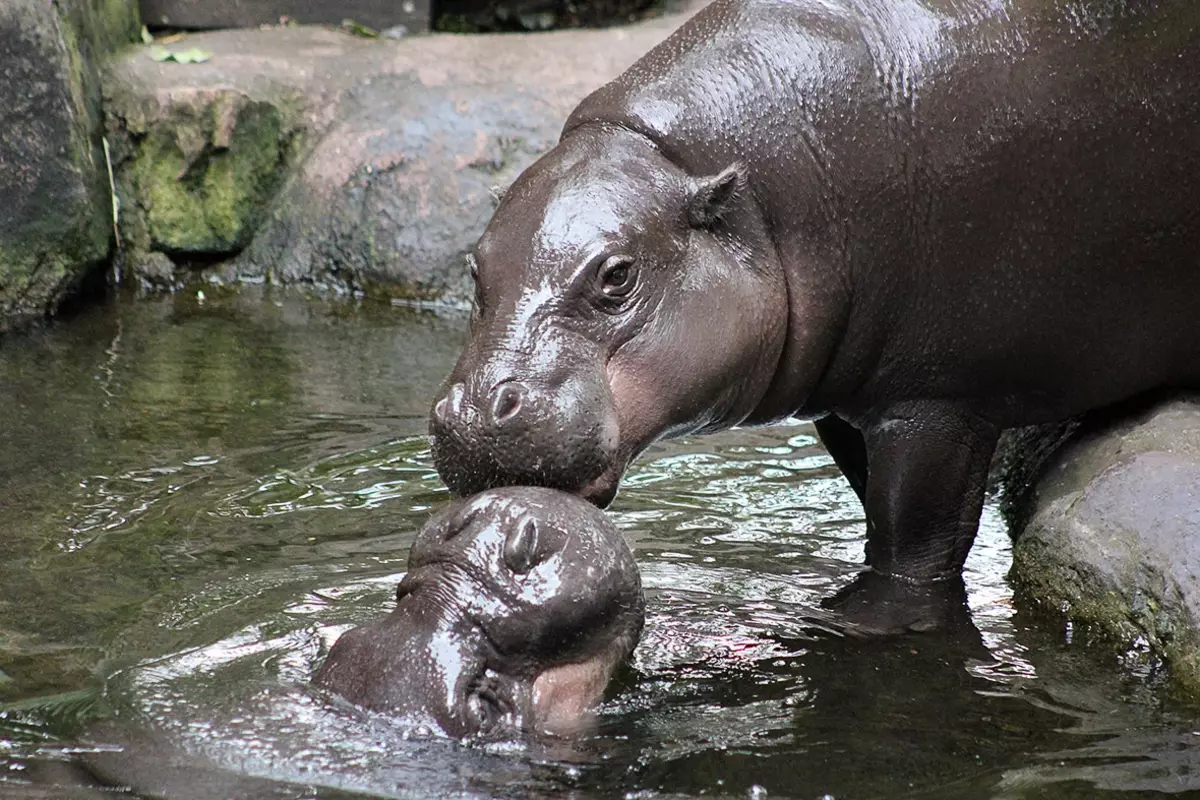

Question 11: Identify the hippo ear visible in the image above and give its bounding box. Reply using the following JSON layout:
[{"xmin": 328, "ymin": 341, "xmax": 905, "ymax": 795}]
[
  {"xmin": 687, "ymin": 163, "xmax": 744, "ymax": 229},
  {"xmin": 503, "ymin": 517, "xmax": 541, "ymax": 574}
]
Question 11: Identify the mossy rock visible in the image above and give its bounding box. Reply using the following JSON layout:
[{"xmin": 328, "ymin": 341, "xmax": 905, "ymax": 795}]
[
  {"xmin": 1003, "ymin": 395, "xmax": 1200, "ymax": 703},
  {"xmin": 130, "ymin": 93, "xmax": 293, "ymax": 257},
  {"xmin": 0, "ymin": 0, "xmax": 140, "ymax": 332}
]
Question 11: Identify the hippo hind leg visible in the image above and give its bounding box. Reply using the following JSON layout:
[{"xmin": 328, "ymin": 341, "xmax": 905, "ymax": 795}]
[{"xmin": 814, "ymin": 414, "xmax": 868, "ymax": 505}]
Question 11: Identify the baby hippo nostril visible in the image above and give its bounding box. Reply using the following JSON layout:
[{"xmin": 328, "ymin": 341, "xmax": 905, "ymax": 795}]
[
  {"xmin": 488, "ymin": 382, "xmax": 527, "ymax": 427},
  {"xmin": 503, "ymin": 517, "xmax": 541, "ymax": 574}
]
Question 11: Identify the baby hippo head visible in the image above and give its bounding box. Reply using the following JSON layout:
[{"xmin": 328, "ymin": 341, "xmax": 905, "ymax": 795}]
[{"xmin": 313, "ymin": 486, "xmax": 643, "ymax": 740}]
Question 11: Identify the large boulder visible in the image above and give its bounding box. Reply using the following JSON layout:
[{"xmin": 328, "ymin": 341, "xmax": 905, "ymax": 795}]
[
  {"xmin": 0, "ymin": 0, "xmax": 139, "ymax": 333},
  {"xmin": 1000, "ymin": 396, "xmax": 1200, "ymax": 700},
  {"xmin": 101, "ymin": 10, "xmax": 699, "ymax": 297}
]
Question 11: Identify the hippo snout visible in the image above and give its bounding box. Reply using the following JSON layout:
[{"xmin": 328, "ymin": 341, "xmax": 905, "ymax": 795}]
[
  {"xmin": 429, "ymin": 374, "xmax": 620, "ymax": 504},
  {"xmin": 431, "ymin": 380, "xmax": 529, "ymax": 431}
]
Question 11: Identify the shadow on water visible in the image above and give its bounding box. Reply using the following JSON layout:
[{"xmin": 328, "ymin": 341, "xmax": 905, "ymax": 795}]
[{"xmin": 1, "ymin": 289, "xmax": 1199, "ymax": 799}]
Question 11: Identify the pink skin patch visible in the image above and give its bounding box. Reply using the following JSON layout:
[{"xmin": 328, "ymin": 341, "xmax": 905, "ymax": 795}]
[{"xmin": 529, "ymin": 654, "xmax": 617, "ymax": 736}]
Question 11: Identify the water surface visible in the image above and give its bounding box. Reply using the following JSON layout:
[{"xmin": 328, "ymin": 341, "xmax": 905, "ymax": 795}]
[{"xmin": 1, "ymin": 290, "xmax": 1197, "ymax": 799}]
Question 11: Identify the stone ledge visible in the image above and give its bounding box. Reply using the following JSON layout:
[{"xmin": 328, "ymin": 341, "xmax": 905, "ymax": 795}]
[{"xmin": 101, "ymin": 11, "xmax": 697, "ymax": 297}]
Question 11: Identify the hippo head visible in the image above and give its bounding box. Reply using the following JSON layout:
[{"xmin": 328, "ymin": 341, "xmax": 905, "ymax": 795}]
[
  {"xmin": 430, "ymin": 126, "xmax": 788, "ymax": 505},
  {"xmin": 313, "ymin": 487, "xmax": 644, "ymax": 739}
]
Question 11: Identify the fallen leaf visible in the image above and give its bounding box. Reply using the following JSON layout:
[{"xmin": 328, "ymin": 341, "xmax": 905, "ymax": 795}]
[
  {"xmin": 341, "ymin": 18, "xmax": 380, "ymax": 37},
  {"xmin": 172, "ymin": 47, "xmax": 212, "ymax": 63},
  {"xmin": 149, "ymin": 46, "xmax": 212, "ymax": 64}
]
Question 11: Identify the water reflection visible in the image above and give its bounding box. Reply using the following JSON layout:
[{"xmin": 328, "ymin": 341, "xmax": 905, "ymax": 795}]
[{"xmin": 2, "ymin": 291, "xmax": 1200, "ymax": 799}]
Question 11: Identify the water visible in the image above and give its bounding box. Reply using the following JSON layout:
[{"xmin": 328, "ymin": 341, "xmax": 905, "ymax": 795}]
[{"xmin": 1, "ymin": 289, "xmax": 1198, "ymax": 799}]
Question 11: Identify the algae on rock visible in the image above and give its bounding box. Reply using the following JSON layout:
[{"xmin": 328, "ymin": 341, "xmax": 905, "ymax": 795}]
[
  {"xmin": 1001, "ymin": 396, "xmax": 1200, "ymax": 703},
  {"xmin": 0, "ymin": 0, "xmax": 140, "ymax": 332},
  {"xmin": 129, "ymin": 93, "xmax": 294, "ymax": 257}
]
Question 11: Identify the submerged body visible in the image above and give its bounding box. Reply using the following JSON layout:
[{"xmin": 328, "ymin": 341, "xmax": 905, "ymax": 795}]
[
  {"xmin": 314, "ymin": 487, "xmax": 644, "ymax": 737},
  {"xmin": 430, "ymin": 0, "xmax": 1200, "ymax": 629}
]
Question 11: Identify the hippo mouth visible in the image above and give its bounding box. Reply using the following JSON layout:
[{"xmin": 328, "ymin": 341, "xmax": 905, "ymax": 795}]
[{"xmin": 578, "ymin": 463, "xmax": 622, "ymax": 507}]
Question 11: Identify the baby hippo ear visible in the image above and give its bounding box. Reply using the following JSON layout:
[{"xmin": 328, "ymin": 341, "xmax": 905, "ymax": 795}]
[{"xmin": 687, "ymin": 163, "xmax": 745, "ymax": 229}]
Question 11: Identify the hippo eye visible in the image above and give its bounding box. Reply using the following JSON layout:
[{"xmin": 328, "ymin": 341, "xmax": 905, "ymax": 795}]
[
  {"xmin": 467, "ymin": 679, "xmax": 512, "ymax": 735},
  {"xmin": 595, "ymin": 255, "xmax": 638, "ymax": 301}
]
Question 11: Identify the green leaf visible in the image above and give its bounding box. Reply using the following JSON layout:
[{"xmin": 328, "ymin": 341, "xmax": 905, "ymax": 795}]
[
  {"xmin": 341, "ymin": 18, "xmax": 380, "ymax": 37},
  {"xmin": 148, "ymin": 46, "xmax": 213, "ymax": 64},
  {"xmin": 140, "ymin": 25, "xmax": 154, "ymax": 44},
  {"xmin": 173, "ymin": 48, "xmax": 212, "ymax": 63}
]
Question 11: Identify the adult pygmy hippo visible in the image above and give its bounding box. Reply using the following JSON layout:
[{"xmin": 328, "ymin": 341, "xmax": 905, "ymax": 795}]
[
  {"xmin": 429, "ymin": 0, "xmax": 1200, "ymax": 631},
  {"xmin": 314, "ymin": 487, "xmax": 644, "ymax": 738}
]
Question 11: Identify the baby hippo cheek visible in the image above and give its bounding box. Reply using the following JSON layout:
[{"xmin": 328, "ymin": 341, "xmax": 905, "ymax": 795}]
[{"xmin": 528, "ymin": 657, "xmax": 617, "ymax": 737}]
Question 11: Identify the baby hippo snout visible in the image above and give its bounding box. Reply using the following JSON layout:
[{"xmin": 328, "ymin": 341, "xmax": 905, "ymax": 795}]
[{"xmin": 313, "ymin": 487, "xmax": 644, "ymax": 740}]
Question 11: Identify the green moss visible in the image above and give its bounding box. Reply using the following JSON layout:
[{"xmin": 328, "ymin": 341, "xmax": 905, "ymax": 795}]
[
  {"xmin": 1013, "ymin": 532, "xmax": 1200, "ymax": 707},
  {"xmin": 433, "ymin": 12, "xmax": 482, "ymax": 32},
  {"xmin": 87, "ymin": 0, "xmax": 142, "ymax": 54},
  {"xmin": 0, "ymin": 1, "xmax": 139, "ymax": 331},
  {"xmin": 134, "ymin": 97, "xmax": 289, "ymax": 255}
]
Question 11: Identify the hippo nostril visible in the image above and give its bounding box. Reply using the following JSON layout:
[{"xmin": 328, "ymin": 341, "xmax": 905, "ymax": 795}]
[
  {"xmin": 432, "ymin": 383, "xmax": 465, "ymax": 426},
  {"xmin": 504, "ymin": 517, "xmax": 540, "ymax": 574},
  {"xmin": 488, "ymin": 382, "xmax": 527, "ymax": 427}
]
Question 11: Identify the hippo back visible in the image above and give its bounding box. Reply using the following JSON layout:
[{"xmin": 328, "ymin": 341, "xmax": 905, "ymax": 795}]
[{"xmin": 565, "ymin": 0, "xmax": 1200, "ymax": 422}]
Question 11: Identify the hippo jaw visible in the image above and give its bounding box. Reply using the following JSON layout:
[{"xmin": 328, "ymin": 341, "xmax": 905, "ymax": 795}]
[{"xmin": 430, "ymin": 126, "xmax": 787, "ymax": 504}]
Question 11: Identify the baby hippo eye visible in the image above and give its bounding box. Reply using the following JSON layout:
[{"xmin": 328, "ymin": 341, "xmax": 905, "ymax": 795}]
[
  {"xmin": 467, "ymin": 677, "xmax": 512, "ymax": 735},
  {"xmin": 596, "ymin": 255, "xmax": 637, "ymax": 299},
  {"xmin": 467, "ymin": 693, "xmax": 499, "ymax": 732}
]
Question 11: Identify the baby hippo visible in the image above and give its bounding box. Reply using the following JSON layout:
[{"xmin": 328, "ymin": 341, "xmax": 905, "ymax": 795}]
[{"xmin": 314, "ymin": 486, "xmax": 644, "ymax": 739}]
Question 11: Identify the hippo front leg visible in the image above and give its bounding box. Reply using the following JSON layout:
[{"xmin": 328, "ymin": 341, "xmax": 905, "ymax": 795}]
[{"xmin": 823, "ymin": 401, "xmax": 999, "ymax": 634}]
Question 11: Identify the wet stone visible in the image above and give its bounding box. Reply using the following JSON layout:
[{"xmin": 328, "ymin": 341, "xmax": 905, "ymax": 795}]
[
  {"xmin": 0, "ymin": 0, "xmax": 138, "ymax": 332},
  {"xmin": 1002, "ymin": 395, "xmax": 1200, "ymax": 701}
]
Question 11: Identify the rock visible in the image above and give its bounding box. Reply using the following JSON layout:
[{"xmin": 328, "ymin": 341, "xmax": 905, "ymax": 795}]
[
  {"xmin": 101, "ymin": 11, "xmax": 698, "ymax": 300},
  {"xmin": 237, "ymin": 74, "xmax": 563, "ymax": 302},
  {"xmin": 435, "ymin": 0, "xmax": 660, "ymax": 32},
  {"xmin": 1002, "ymin": 395, "xmax": 1200, "ymax": 700},
  {"xmin": 0, "ymin": 0, "xmax": 139, "ymax": 333},
  {"xmin": 126, "ymin": 250, "xmax": 179, "ymax": 291},
  {"xmin": 139, "ymin": 0, "xmax": 431, "ymax": 35},
  {"xmin": 123, "ymin": 90, "xmax": 299, "ymax": 257}
]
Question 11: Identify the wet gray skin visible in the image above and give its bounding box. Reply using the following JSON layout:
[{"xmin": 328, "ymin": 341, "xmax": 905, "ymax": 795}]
[
  {"xmin": 312, "ymin": 486, "xmax": 644, "ymax": 739},
  {"xmin": 429, "ymin": 0, "xmax": 1200, "ymax": 632}
]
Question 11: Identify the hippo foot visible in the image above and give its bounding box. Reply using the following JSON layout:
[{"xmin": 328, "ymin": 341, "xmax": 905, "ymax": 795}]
[{"xmin": 820, "ymin": 570, "xmax": 972, "ymax": 637}]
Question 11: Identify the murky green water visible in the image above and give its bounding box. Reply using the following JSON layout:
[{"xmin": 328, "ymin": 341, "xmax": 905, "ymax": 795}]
[{"xmin": 2, "ymin": 289, "xmax": 1199, "ymax": 799}]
